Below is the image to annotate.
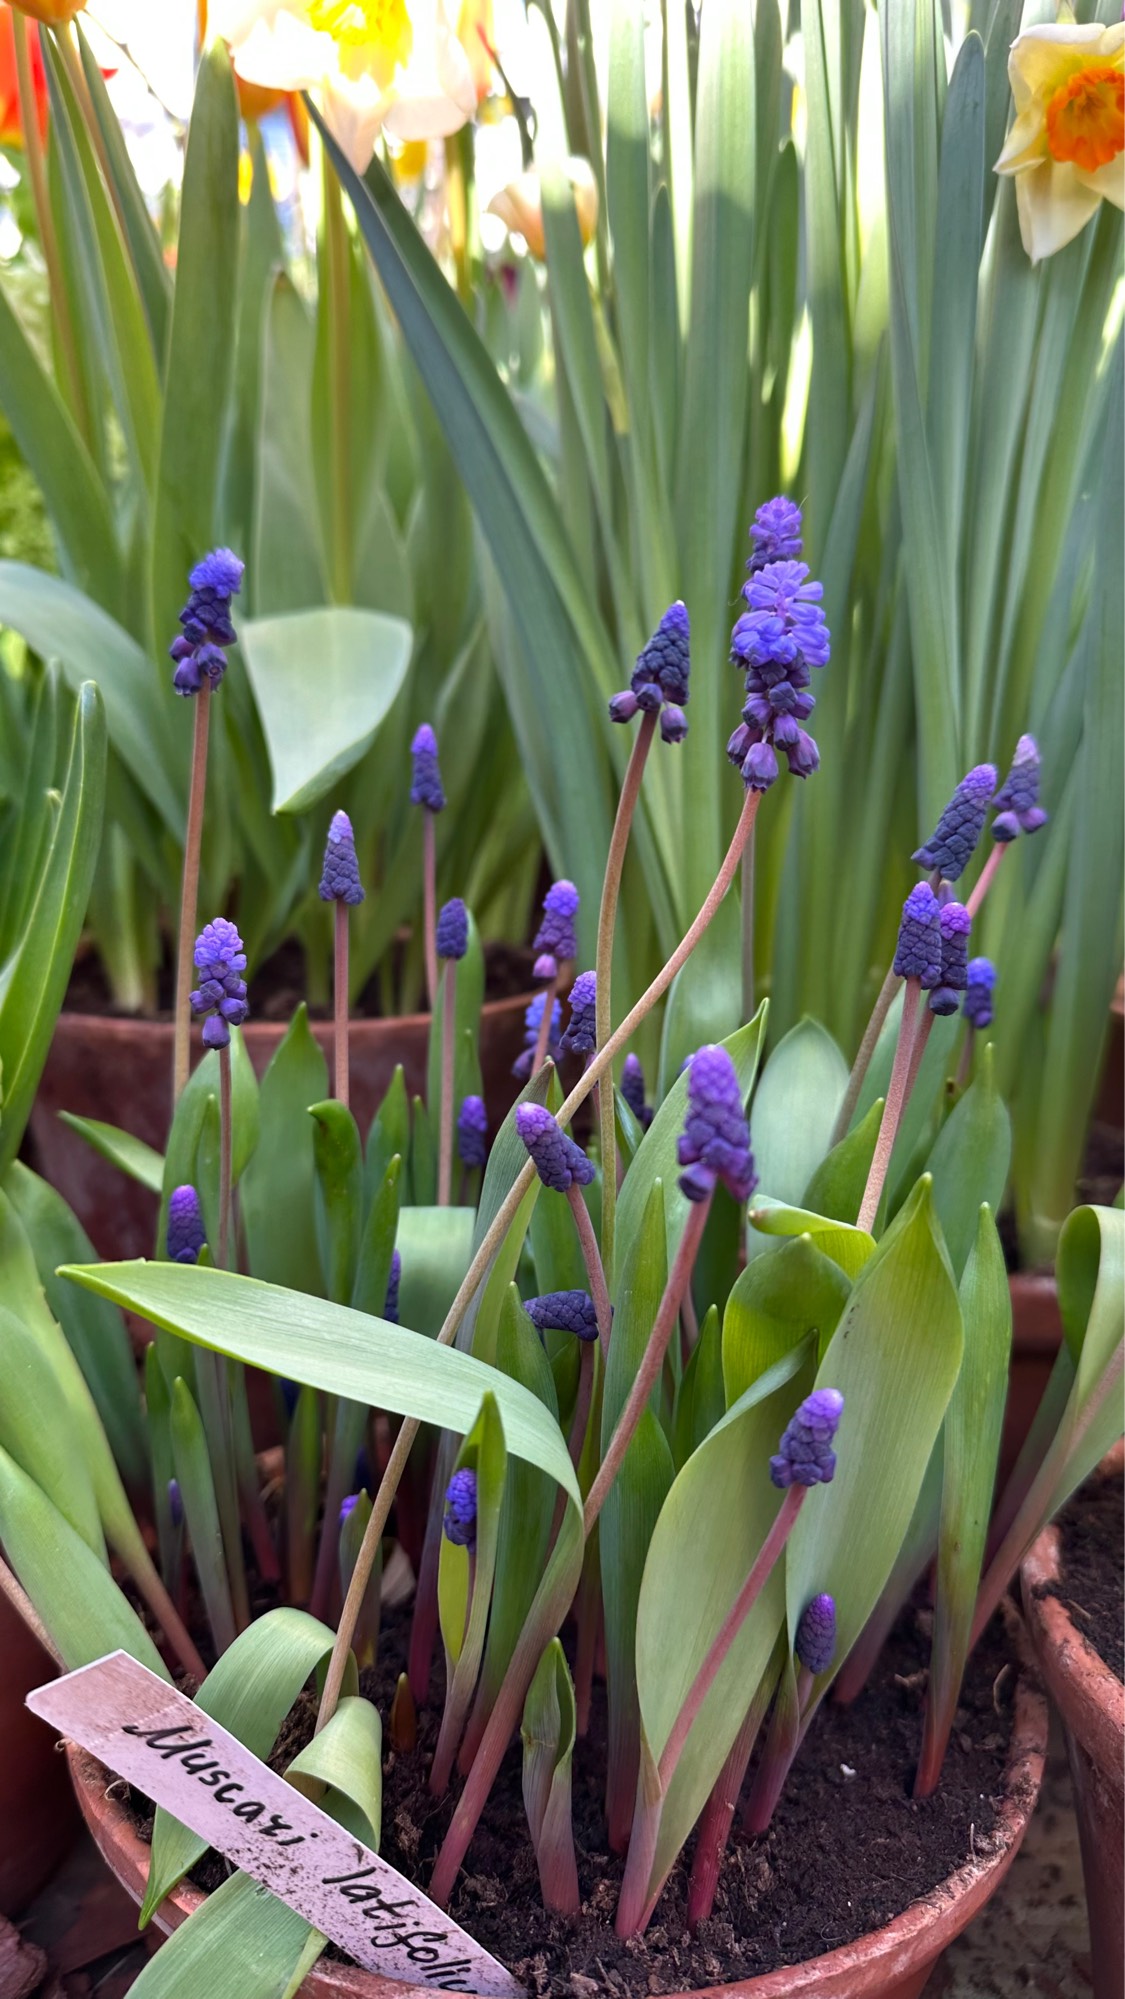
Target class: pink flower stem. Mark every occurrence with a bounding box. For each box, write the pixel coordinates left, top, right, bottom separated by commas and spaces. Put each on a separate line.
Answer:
422, 811, 438, 1009
967, 843, 1006, 919
333, 899, 350, 1111
741, 1657, 802, 1836
596, 711, 657, 1283
686, 1654, 781, 1927
566, 1183, 612, 1360
172, 682, 211, 1106
856, 979, 923, 1233
533, 973, 560, 1072
437, 958, 456, 1206
218, 1042, 233, 1274
830, 963, 899, 1150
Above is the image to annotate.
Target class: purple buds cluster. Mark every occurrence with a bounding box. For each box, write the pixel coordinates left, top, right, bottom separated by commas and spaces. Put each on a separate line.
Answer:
963, 957, 996, 1030
532, 880, 580, 981
769, 1388, 844, 1490
676, 1044, 757, 1205
991, 735, 1047, 842
795, 1593, 837, 1674
318, 810, 365, 906
512, 992, 562, 1081
190, 918, 249, 1049
525, 1290, 599, 1344
340, 1492, 363, 1527
893, 883, 942, 987
168, 1478, 184, 1529
928, 899, 971, 1016
410, 724, 446, 813
436, 897, 469, 962
608, 601, 691, 745
443, 1467, 478, 1550
167, 1185, 206, 1264
457, 1095, 489, 1169
385, 1248, 402, 1325
515, 1102, 595, 1192
912, 765, 997, 881
169, 548, 244, 696
727, 501, 829, 791
621, 1052, 652, 1130
561, 970, 597, 1054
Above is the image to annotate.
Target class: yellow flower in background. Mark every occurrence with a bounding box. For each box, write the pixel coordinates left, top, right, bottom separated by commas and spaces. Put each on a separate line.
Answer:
6, 1, 85, 20
487, 158, 597, 262
207, 0, 475, 171
995, 19, 1124, 262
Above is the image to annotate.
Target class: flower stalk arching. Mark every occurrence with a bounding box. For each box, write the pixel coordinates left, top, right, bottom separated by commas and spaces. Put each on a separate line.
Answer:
596, 708, 658, 1278
434, 897, 469, 1208
320, 811, 365, 1111
172, 682, 212, 1104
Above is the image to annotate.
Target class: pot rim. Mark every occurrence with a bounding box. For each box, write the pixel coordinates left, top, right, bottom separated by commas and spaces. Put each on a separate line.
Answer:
1021, 1521, 1125, 1774
52, 989, 539, 1040
65, 1673, 1046, 1999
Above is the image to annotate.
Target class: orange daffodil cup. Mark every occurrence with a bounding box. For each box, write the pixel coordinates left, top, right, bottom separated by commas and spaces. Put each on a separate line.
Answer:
204, 0, 475, 171
4, 0, 85, 18
995, 17, 1124, 262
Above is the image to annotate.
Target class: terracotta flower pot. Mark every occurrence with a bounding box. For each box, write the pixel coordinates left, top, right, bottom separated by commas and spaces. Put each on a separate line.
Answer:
0, 1592, 79, 1915
1022, 1480, 1124, 1999
1003, 1274, 1064, 1487
65, 1672, 1046, 1999
28, 996, 535, 1262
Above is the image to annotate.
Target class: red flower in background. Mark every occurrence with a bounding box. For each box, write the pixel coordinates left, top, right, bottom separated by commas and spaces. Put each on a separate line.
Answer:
0, 7, 48, 148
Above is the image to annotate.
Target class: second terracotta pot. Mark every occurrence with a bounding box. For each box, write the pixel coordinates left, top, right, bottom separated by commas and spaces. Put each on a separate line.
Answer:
29, 996, 534, 1262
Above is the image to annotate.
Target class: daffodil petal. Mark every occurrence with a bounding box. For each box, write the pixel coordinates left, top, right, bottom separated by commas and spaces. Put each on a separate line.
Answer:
1015, 156, 1102, 262
1076, 154, 1125, 209
223, 10, 333, 90
380, 21, 474, 139
320, 70, 390, 170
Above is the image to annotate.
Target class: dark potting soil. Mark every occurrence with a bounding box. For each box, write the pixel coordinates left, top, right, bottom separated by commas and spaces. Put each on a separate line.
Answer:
1039, 1470, 1124, 1683
124, 1604, 1020, 1994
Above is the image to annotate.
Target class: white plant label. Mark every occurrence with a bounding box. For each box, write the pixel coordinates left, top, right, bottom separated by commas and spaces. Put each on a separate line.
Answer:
28, 1651, 521, 1996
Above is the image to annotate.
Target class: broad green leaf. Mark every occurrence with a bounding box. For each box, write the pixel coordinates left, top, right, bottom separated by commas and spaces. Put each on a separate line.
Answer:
673, 1306, 725, 1466
239, 607, 412, 814
76, 27, 170, 356
0, 1304, 105, 1556
396, 1206, 476, 1336
170, 1374, 235, 1654
309, 1100, 363, 1305
786, 1179, 964, 1701
254, 273, 327, 614
751, 1019, 849, 1208
747, 1199, 875, 1280
521, 1638, 578, 1907
365, 1064, 410, 1204
286, 1694, 382, 1846
352, 1155, 401, 1318
436, 1393, 507, 1788
925, 1041, 1011, 1280
722, 1236, 852, 1406
57, 1113, 164, 1193
241, 1006, 328, 1294
801, 1096, 884, 1226
127, 1871, 322, 1999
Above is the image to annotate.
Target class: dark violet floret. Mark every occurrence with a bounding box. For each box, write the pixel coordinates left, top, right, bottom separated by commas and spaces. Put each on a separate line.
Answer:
992, 734, 1047, 842
609, 601, 691, 741
532, 880, 579, 977
190, 549, 245, 597
911, 764, 997, 880
318, 809, 365, 905
525, 1290, 599, 1344
384, 1248, 401, 1325
340, 1492, 363, 1527
929, 900, 971, 1016
457, 1096, 488, 1169
443, 1467, 478, 1550
190, 917, 249, 1049
512, 992, 563, 1081
168, 1478, 183, 1529
676, 1043, 757, 1205
769, 1387, 844, 1490
410, 723, 446, 812
561, 970, 597, 1054
436, 897, 469, 962
170, 547, 243, 696
795, 1592, 836, 1675
893, 883, 942, 988
963, 957, 996, 1030
167, 1184, 206, 1264
621, 1051, 652, 1129
748, 496, 804, 573
515, 1101, 595, 1192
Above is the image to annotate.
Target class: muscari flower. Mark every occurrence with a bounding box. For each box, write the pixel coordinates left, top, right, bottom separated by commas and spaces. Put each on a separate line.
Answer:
676, 1043, 757, 1205
532, 879, 579, 981
912, 764, 997, 880
893, 883, 943, 988
963, 957, 996, 1031
621, 1051, 653, 1130
929, 900, 972, 1017
512, 992, 563, 1082
410, 723, 446, 812
769, 1387, 844, 1490
994, 21, 1124, 265
457, 1095, 489, 1169
748, 495, 804, 574
436, 896, 468, 961
167, 1185, 206, 1264
524, 1290, 599, 1344
168, 1478, 183, 1529
727, 520, 830, 791
992, 735, 1048, 843
443, 1466, 478, 1549
340, 1492, 363, 1527
385, 1248, 402, 1325
190, 918, 249, 1050
515, 1101, 595, 1193
608, 601, 691, 745
795, 1593, 837, 1675
561, 970, 597, 1055
318, 809, 365, 905
169, 547, 244, 697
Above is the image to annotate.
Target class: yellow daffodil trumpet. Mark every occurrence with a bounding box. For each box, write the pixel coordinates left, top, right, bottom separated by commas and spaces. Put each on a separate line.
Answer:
995, 19, 1124, 262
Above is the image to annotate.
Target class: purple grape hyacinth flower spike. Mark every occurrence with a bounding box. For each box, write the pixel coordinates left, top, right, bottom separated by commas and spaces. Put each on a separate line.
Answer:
676, 1044, 758, 1205
532, 880, 580, 980
190, 917, 249, 1049
384, 1248, 401, 1325
561, 970, 597, 1054
929, 900, 972, 1016
443, 1467, 478, 1549
512, 993, 563, 1081
318, 809, 365, 905
436, 897, 469, 961
769, 1387, 844, 1489
893, 883, 943, 988
410, 724, 446, 812
168, 1479, 183, 1529
991, 735, 1048, 842
457, 1096, 488, 1169
169, 547, 244, 696
609, 601, 692, 745
748, 496, 804, 573
525, 1290, 599, 1343
963, 957, 996, 1029
515, 1102, 595, 1192
728, 510, 830, 790
167, 1185, 206, 1264
911, 764, 997, 880
340, 1492, 362, 1527
621, 1051, 653, 1129
795, 1593, 837, 1674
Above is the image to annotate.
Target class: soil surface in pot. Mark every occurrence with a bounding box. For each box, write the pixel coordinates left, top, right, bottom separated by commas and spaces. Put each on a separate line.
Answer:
1036, 1470, 1124, 1683
125, 1605, 1020, 1996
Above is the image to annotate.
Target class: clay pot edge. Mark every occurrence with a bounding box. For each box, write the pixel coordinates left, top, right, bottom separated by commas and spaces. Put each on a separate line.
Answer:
1021, 1523, 1125, 1776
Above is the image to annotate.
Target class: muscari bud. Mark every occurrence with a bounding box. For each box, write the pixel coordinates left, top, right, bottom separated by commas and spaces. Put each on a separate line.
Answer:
190, 917, 249, 1049
992, 734, 1047, 842
167, 1184, 206, 1264
893, 883, 942, 988
533, 880, 579, 967
911, 765, 997, 881
748, 496, 803, 573
621, 1051, 652, 1129
769, 1387, 844, 1490
384, 1248, 401, 1325
443, 1467, 478, 1550
410, 723, 446, 812
795, 1592, 836, 1674
963, 957, 996, 1030
524, 1290, 599, 1344
676, 1043, 757, 1205
515, 1102, 595, 1193
929, 900, 971, 1016
561, 970, 597, 1054
318, 809, 365, 905
457, 1096, 489, 1169
436, 897, 469, 962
